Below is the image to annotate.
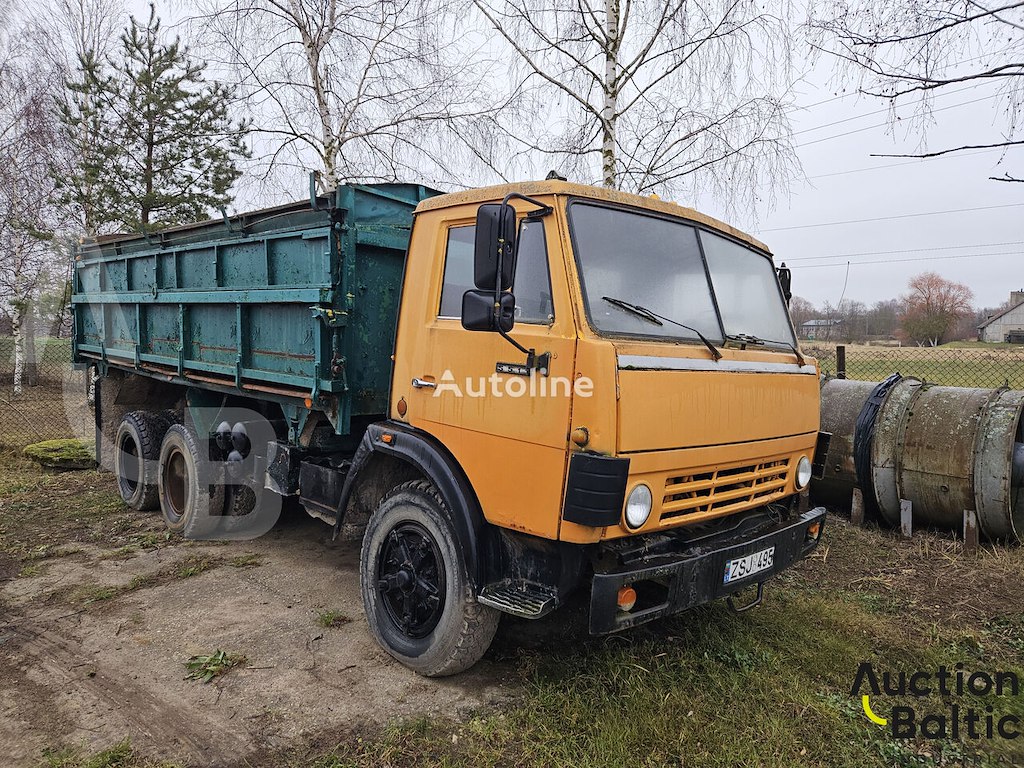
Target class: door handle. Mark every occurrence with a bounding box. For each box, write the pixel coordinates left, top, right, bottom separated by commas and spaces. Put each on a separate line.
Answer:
411, 377, 436, 389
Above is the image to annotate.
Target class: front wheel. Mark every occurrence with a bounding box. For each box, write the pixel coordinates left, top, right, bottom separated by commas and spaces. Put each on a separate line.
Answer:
360, 480, 499, 677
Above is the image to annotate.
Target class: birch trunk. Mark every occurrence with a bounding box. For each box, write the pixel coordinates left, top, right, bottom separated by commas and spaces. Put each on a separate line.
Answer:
12, 307, 25, 396
601, 0, 619, 188
24, 301, 37, 387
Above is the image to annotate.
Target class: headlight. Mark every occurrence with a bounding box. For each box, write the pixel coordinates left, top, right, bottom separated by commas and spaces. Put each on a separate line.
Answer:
796, 455, 813, 490
624, 484, 653, 529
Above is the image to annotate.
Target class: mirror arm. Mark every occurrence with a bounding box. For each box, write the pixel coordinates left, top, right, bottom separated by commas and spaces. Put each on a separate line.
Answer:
496, 326, 550, 375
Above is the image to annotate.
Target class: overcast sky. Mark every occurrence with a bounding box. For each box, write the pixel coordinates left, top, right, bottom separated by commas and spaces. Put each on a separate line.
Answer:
701, 68, 1022, 312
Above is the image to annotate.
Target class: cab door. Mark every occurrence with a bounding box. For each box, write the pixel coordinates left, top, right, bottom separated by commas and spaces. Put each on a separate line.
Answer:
394, 207, 577, 540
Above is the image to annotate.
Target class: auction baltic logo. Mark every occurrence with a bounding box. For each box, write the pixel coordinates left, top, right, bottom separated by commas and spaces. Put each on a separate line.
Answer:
853, 661, 1021, 740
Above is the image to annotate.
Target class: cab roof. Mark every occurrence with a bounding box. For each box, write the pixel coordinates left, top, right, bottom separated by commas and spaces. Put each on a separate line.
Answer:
414, 180, 771, 254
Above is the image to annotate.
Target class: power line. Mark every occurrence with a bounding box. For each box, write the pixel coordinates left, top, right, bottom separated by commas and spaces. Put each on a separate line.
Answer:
791, 82, 982, 138
785, 240, 1024, 262
795, 250, 1022, 269
794, 93, 999, 149
806, 146, 1008, 180
759, 203, 1024, 232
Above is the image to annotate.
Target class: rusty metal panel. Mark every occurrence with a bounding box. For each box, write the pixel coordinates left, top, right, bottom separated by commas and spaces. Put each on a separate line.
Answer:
898, 385, 995, 530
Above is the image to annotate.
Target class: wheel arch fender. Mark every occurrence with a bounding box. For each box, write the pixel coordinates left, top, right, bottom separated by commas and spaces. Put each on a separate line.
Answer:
333, 421, 493, 588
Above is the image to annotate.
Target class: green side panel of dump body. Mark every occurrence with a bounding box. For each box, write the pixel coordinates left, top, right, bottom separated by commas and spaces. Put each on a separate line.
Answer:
72, 184, 441, 435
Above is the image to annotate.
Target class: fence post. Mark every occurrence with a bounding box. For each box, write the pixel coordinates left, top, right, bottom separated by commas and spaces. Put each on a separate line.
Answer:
836, 345, 846, 379
900, 499, 913, 538
850, 487, 865, 526
963, 509, 979, 554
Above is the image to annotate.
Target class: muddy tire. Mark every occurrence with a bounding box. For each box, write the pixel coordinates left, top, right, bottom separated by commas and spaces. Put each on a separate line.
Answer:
114, 411, 172, 511
157, 424, 225, 539
360, 480, 499, 677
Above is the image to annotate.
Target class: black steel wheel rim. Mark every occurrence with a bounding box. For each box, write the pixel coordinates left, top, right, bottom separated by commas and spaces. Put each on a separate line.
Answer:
376, 521, 446, 639
118, 433, 141, 496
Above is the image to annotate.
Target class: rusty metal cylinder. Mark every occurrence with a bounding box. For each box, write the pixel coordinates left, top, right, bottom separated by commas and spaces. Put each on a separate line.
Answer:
972, 389, 1024, 540
812, 378, 878, 510
868, 377, 923, 527
813, 376, 1024, 542
897, 385, 1000, 531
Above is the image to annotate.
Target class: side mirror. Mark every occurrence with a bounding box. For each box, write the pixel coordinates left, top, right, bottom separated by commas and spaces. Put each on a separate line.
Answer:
461, 290, 515, 333
777, 262, 792, 305
473, 203, 516, 291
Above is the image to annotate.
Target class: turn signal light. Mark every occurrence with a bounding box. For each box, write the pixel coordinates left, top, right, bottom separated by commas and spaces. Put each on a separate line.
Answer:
617, 586, 637, 612
807, 522, 822, 540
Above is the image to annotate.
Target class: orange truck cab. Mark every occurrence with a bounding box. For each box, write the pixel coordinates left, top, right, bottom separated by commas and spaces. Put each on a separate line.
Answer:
366, 180, 826, 672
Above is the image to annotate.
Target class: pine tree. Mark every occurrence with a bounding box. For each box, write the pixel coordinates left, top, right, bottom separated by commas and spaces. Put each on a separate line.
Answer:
57, 5, 248, 234
55, 50, 120, 236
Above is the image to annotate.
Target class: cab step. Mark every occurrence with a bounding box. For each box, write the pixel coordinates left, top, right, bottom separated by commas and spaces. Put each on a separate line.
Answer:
477, 580, 558, 619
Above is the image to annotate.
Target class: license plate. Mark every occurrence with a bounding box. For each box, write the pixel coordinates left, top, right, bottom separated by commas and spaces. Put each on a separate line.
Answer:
723, 546, 775, 584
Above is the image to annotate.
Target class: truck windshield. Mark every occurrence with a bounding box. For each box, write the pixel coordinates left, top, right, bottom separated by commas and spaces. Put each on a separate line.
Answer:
568, 202, 796, 348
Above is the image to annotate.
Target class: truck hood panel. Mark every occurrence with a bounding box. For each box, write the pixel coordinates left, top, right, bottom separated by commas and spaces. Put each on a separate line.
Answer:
617, 353, 820, 452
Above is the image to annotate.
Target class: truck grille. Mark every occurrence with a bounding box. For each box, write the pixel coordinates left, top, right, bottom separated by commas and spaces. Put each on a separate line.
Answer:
660, 458, 790, 521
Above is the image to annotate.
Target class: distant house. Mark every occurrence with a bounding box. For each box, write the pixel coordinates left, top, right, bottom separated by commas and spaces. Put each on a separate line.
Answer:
978, 291, 1024, 343
800, 318, 842, 340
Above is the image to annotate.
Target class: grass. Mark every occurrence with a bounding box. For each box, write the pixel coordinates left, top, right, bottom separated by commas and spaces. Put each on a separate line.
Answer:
805, 343, 1024, 388
184, 650, 247, 684
41, 738, 181, 768
316, 609, 351, 629
174, 555, 218, 579
229, 553, 264, 568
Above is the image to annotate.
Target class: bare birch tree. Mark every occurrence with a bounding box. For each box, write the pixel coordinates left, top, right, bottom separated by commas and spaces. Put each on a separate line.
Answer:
808, 1, 1024, 182
472, 0, 799, 208
0, 16, 66, 395
188, 0, 492, 192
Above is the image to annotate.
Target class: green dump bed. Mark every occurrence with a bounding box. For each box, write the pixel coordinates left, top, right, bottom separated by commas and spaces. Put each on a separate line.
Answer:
72, 183, 440, 434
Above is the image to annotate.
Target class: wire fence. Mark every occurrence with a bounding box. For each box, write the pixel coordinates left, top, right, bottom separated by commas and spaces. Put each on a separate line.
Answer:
808, 344, 1024, 390
0, 336, 92, 450
6, 337, 1024, 449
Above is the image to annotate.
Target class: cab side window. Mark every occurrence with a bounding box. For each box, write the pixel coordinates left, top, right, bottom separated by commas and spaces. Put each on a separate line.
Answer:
438, 226, 474, 318
513, 219, 554, 324
438, 219, 554, 324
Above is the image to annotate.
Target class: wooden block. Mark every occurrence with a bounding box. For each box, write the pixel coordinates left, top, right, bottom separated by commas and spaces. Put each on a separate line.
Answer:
963, 509, 979, 554
900, 499, 913, 538
850, 487, 865, 526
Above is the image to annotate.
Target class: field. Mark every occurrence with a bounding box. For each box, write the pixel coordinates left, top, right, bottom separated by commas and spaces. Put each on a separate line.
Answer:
3, 452, 1024, 768
806, 344, 1024, 389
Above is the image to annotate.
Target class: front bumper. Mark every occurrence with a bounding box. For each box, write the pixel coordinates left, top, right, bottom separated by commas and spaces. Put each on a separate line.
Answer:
589, 506, 826, 634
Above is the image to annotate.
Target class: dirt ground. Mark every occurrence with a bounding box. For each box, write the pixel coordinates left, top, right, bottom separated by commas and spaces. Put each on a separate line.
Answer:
5, 452, 1024, 767
0, 460, 515, 768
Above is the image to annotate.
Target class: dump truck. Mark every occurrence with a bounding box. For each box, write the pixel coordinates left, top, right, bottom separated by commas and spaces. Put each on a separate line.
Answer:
72, 179, 828, 676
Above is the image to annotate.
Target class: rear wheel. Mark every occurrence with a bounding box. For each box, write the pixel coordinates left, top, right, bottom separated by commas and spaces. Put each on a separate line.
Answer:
360, 480, 499, 677
158, 424, 225, 538
114, 411, 172, 511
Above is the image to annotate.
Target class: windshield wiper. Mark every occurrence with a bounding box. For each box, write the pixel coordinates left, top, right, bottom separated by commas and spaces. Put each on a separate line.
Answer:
602, 296, 722, 361
724, 333, 806, 366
